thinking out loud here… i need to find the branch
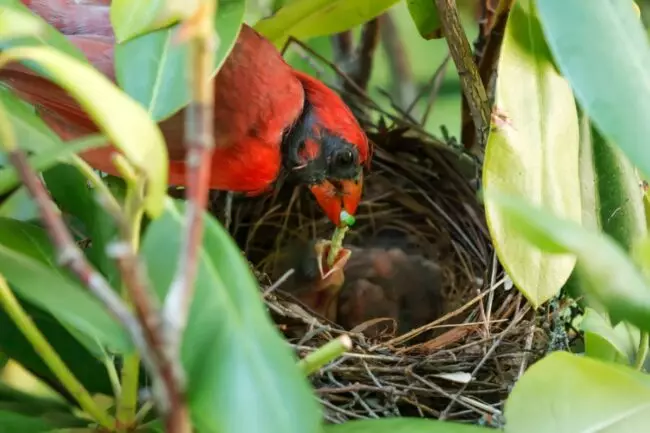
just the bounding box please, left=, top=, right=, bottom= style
left=347, top=18, right=380, bottom=93
left=379, top=12, right=416, bottom=111
left=331, top=30, right=354, bottom=67
left=162, top=8, right=217, bottom=432
left=337, top=19, right=380, bottom=124
left=461, top=0, right=512, bottom=152
left=477, top=0, right=514, bottom=102
left=434, top=0, right=490, bottom=156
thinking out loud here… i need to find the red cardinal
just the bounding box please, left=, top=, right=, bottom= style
left=1, top=0, right=370, bottom=226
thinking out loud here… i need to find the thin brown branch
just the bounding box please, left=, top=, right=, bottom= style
left=461, top=0, right=513, bottom=153
left=162, top=2, right=218, bottom=431
left=478, top=0, right=514, bottom=101
left=164, top=0, right=217, bottom=357
left=421, top=54, right=451, bottom=126
left=434, top=0, right=490, bottom=156
left=332, top=30, right=354, bottom=67
left=331, top=19, right=380, bottom=123
left=348, top=18, right=380, bottom=93
left=379, top=12, right=416, bottom=110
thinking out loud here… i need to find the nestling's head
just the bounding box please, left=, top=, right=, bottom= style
left=282, top=71, right=371, bottom=227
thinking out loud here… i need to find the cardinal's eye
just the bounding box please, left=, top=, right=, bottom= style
left=334, top=150, right=354, bottom=167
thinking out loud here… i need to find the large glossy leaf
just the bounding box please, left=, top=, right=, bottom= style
left=141, top=199, right=320, bottom=433
left=505, top=351, right=650, bottom=433
left=536, top=0, right=650, bottom=184
left=0, top=46, right=168, bottom=217
left=254, top=0, right=400, bottom=48
left=110, top=0, right=200, bottom=43
left=581, top=307, right=640, bottom=366
left=0, top=0, right=87, bottom=63
left=114, top=0, right=245, bottom=121
left=0, top=217, right=131, bottom=353
left=484, top=188, right=650, bottom=333
left=482, top=0, right=581, bottom=307
left=325, top=418, right=493, bottom=433
left=406, top=0, right=442, bottom=40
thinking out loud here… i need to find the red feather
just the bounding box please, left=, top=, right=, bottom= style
left=4, top=1, right=370, bottom=225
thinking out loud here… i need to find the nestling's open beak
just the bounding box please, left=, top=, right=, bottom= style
left=309, top=173, right=363, bottom=227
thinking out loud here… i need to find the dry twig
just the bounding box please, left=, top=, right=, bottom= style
left=434, top=0, right=490, bottom=155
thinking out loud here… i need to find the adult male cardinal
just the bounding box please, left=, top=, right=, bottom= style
left=1, top=0, right=370, bottom=226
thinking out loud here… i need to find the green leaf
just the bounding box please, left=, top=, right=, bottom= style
left=0, top=87, right=63, bottom=165
left=504, top=351, right=650, bottom=433
left=42, top=164, right=123, bottom=286
left=141, top=199, right=320, bottom=433
left=254, top=0, right=400, bottom=48
left=536, top=0, right=650, bottom=185
left=0, top=46, right=168, bottom=217
left=0, top=0, right=87, bottom=63
left=114, top=0, right=245, bottom=121
left=0, top=134, right=107, bottom=196
left=0, top=4, right=42, bottom=40
left=578, top=112, right=646, bottom=252
left=110, top=0, right=200, bottom=43
left=581, top=307, right=640, bottom=365
left=482, top=0, right=581, bottom=308
left=0, top=410, right=61, bottom=433
left=0, top=300, right=114, bottom=399
left=324, top=418, right=494, bottom=433
left=406, top=0, right=442, bottom=40
left=484, top=188, right=650, bottom=333
left=0, top=187, right=38, bottom=221
left=0, top=383, right=89, bottom=431
left=0, top=217, right=131, bottom=354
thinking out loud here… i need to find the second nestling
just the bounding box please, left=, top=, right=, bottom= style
left=275, top=237, right=447, bottom=343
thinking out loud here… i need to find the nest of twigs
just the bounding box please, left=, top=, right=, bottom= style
left=204, top=112, right=556, bottom=425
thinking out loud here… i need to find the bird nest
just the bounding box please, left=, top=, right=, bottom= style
left=212, top=121, right=551, bottom=426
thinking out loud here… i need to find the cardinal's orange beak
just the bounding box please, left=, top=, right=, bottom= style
left=309, top=173, right=363, bottom=227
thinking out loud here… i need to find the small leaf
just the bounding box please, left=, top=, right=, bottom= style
left=578, top=112, right=646, bottom=252
left=0, top=46, right=168, bottom=217
left=484, top=188, right=650, bottom=333
left=141, top=199, right=321, bottom=433
left=504, top=351, right=650, bottom=433
left=482, top=0, right=581, bottom=307
left=536, top=0, right=650, bottom=185
left=325, top=418, right=494, bottom=433
left=110, top=0, right=200, bottom=43
left=581, top=307, right=640, bottom=365
left=0, top=0, right=87, bottom=63
left=254, top=0, right=400, bottom=48
left=406, top=0, right=442, bottom=40
left=115, top=0, right=246, bottom=121
left=0, top=217, right=132, bottom=353
left=0, top=187, right=38, bottom=221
